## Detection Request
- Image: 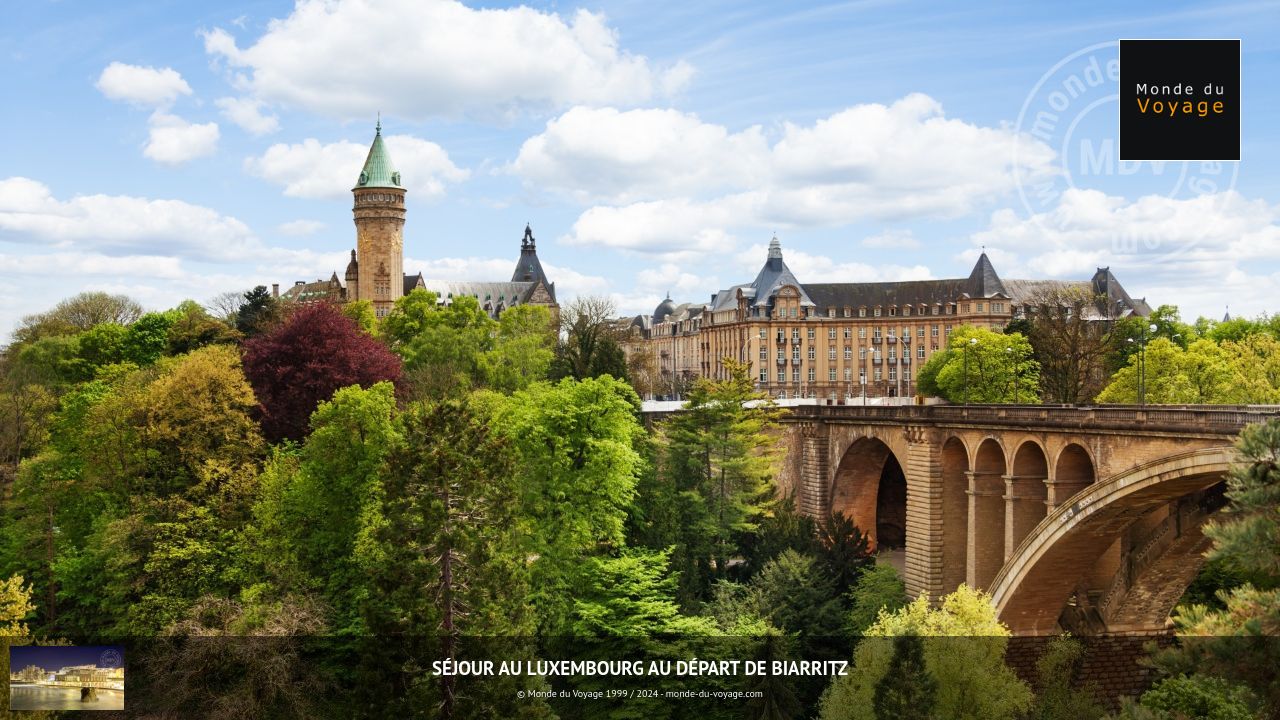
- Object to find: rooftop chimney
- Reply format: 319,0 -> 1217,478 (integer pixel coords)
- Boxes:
272,283 -> 279,297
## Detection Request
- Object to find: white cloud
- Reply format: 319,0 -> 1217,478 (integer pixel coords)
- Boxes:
277,219 -> 325,236
861,229 -> 920,250
144,112 -> 220,164
510,106 -> 767,204
246,134 -> 468,199
529,95 -> 1056,256
635,263 -> 718,299
969,188 -> 1280,320
565,195 -> 758,260
202,0 -> 691,120
734,242 -> 934,284
0,176 -> 255,261
215,96 -> 279,135
96,62 -> 192,107
0,252 -> 186,279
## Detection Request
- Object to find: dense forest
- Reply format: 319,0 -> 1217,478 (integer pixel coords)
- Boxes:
0,288 -> 1277,719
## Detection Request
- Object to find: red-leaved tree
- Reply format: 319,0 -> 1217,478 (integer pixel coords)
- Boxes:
242,302 -> 401,442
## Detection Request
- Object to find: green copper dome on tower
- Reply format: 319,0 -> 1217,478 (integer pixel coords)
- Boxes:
353,120 -> 403,190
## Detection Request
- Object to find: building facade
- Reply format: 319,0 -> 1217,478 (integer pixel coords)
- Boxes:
621,237 -> 1150,401
277,123 -> 557,320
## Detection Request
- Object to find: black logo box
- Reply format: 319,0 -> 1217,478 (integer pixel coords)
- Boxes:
1119,39 -> 1240,161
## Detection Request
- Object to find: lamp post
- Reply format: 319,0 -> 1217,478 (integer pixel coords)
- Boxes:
963,337 -> 978,404
1128,322 -> 1159,405
1006,346 -> 1017,404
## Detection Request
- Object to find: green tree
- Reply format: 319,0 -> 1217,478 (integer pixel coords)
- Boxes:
1124,675 -> 1259,720
550,295 -> 630,382
121,310 -> 179,365
815,512 -> 874,597
819,585 -> 1032,720
1096,337 -> 1196,404
485,376 -> 644,634
13,291 -> 142,344
165,300 -> 239,355
872,635 -> 937,720
235,285 -> 279,336
571,547 -> 714,637
1152,419 -> 1280,715
846,565 -> 907,638
661,358 -> 782,605
384,290 -> 497,399
76,322 -> 127,370
478,304 -> 555,393
341,299 -> 378,335
1024,635 -> 1105,720
1222,335 -> 1280,404
917,326 -> 1038,403
749,549 -> 845,641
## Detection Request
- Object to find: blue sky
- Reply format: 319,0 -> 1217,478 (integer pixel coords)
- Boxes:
2,0 -> 1278,339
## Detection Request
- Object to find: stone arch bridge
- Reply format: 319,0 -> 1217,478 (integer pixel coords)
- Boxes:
649,403 -> 1278,636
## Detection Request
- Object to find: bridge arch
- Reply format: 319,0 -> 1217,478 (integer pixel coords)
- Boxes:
940,436 -> 969,594
830,437 -> 908,554
1051,443 -> 1096,509
1008,441 -> 1050,559
990,446 -> 1235,635
969,437 -> 1007,589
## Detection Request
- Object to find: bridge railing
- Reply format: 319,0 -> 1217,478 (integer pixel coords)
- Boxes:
782,403 -> 1280,433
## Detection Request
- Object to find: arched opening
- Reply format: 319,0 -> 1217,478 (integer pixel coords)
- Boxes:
1051,444 -> 1096,509
968,438 -> 1007,590
1007,442 -> 1050,560
830,437 -> 908,569
941,437 -> 969,594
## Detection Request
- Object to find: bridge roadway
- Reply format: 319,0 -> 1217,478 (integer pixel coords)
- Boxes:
644,402 -> 1279,635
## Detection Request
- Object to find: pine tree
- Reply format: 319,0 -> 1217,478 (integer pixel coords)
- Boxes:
662,358 -> 782,605
873,635 -> 936,720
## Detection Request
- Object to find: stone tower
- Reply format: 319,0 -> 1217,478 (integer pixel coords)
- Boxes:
351,121 -> 405,317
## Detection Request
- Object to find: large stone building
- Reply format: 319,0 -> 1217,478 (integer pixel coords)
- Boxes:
278,122 -> 557,319
621,237 -> 1150,400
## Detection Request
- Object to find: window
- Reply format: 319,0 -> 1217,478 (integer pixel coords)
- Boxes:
945,326 -> 953,337
844,367 -> 852,381
889,368 -> 897,381
859,369 -> 866,382
976,302 -> 984,312
808,368 -> 816,381
904,306 -> 912,316
844,346 -> 852,360
828,328 -> 837,340
917,345 -> 925,358
874,307 -> 882,317
828,347 -> 836,360
778,370 -> 786,383
791,307 -> 798,318
759,368 -> 768,382
829,368 -> 837,381
791,328 -> 800,341
905,370 -> 912,381
792,347 -> 800,361
962,303 -> 971,314
992,302 -> 1004,312
792,369 -> 800,383
931,324 -> 939,337
917,327 -> 925,337
889,349 -> 896,361
808,347 -> 816,360
873,328 -> 882,339
759,328 -> 767,339
874,369 -> 882,381
759,347 -> 767,359
807,328 -> 815,340
843,327 -> 852,339
859,327 -> 867,339
860,348 -> 867,360
859,307 -> 867,317
828,308 -> 835,318
932,343 -> 939,352
889,306 -> 897,316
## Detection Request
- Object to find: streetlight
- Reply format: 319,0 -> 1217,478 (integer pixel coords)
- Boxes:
963,337 -> 978,404
1006,346 -> 1017,404
1129,323 -> 1158,405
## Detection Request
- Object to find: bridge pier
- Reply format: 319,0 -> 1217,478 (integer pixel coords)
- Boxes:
903,427 -> 944,602
967,470 -> 1005,590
